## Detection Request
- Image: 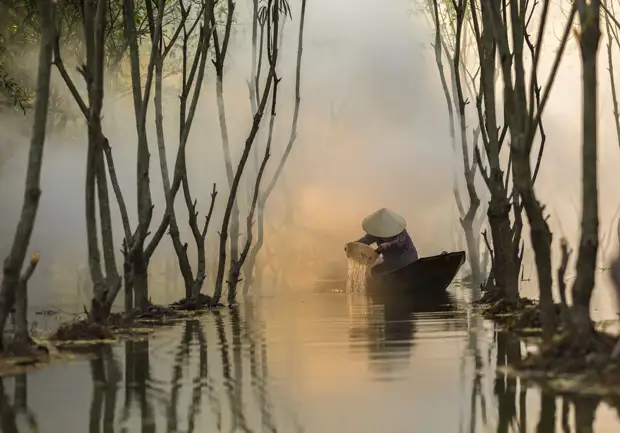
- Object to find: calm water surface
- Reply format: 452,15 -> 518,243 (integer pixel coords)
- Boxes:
2,285 -> 620,432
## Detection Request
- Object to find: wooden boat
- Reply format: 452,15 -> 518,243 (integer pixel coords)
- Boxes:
367,250 -> 466,300
315,244 -> 465,297
341,241 -> 464,298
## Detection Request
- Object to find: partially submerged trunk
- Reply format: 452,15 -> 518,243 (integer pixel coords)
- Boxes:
571,0 -> 601,335
213,0 -> 241,275
0,0 -> 55,350
216,74 -> 241,268
213,0 -> 281,304
83,0 -> 123,324
479,0 -> 576,340
469,0 -> 519,305
242,0 -> 307,297
150,1 -> 218,301
429,0 -> 482,291
228,78 -> 279,301
122,0 -> 159,311
53,0 -> 158,322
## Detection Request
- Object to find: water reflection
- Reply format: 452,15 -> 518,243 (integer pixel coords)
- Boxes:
0,374 -> 37,432
3,289 -> 620,432
473,329 -> 620,433
348,289 -> 460,378
88,345 -> 120,433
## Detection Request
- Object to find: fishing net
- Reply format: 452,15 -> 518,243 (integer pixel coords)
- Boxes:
345,242 -> 379,295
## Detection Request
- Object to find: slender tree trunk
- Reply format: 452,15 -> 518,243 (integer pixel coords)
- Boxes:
430,0 -> 482,290
213,0 -> 279,304
0,0 -> 55,348
213,0 -> 240,285
513,152 -> 554,325
572,0 -> 601,335
216,74 -> 241,269
148,2 -> 216,301
123,244 -> 133,316
123,0 -> 159,312
242,0 -> 307,296
474,2 -> 519,305
228,81 -> 277,301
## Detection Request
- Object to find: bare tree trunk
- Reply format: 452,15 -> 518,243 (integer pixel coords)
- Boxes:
0,0 -> 55,349
216,76 -> 241,265
52,0 -> 126,324
213,0 -> 280,304
213,0 -> 240,275
122,0 -> 162,312
228,80 -> 278,301
479,0 -> 576,341
429,0 -> 483,290
122,242 -> 133,315
470,0 -> 519,305
571,0 -> 601,335
153,5 -> 191,299
148,1 -> 217,301
242,0 -> 307,297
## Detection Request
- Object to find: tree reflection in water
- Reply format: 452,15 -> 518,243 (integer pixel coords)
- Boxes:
495,332 -> 520,433
88,344 -> 121,433
472,329 -> 620,433
165,319 -> 213,433
214,309 -> 251,433
242,299 -> 281,433
66,302 -> 283,433
0,374 -> 37,433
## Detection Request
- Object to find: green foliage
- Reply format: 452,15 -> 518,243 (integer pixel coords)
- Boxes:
0,0 -> 255,114
0,0 -> 154,110
258,0 -> 292,23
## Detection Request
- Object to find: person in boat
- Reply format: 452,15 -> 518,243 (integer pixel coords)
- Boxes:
347,208 -> 419,273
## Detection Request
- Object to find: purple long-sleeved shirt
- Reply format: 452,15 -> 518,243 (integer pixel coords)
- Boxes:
356,229 -> 418,265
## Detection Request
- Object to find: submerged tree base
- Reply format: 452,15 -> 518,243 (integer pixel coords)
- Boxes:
481,298 -> 565,335
510,330 -> 620,395
475,286 -> 504,305
0,343 -> 89,378
171,293 -> 221,310
50,303 -> 190,344
0,296 -> 227,376
51,321 -> 114,342
3,338 -> 49,359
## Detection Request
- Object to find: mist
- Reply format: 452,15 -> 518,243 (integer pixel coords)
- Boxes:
1,0 -> 619,308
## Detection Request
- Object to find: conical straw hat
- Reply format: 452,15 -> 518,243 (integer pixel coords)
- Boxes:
362,208 -> 406,238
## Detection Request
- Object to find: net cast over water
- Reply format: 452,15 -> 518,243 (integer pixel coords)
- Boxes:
345,242 -> 379,295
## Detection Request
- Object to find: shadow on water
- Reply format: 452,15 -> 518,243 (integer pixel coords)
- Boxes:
4,286 -> 620,431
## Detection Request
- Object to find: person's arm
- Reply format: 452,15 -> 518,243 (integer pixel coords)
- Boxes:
345,234 -> 376,252
355,234 -> 376,245
376,232 -> 405,253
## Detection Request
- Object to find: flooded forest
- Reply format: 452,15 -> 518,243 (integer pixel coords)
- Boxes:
3,0 -> 620,431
